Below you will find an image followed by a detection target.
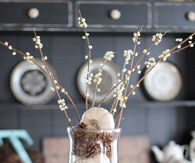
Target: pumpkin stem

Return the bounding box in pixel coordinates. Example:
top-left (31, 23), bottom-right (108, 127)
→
top-left (90, 119), bottom-right (100, 129)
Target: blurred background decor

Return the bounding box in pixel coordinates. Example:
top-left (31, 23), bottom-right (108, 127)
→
top-left (0, 0), bottom-right (194, 163)
top-left (143, 62), bottom-right (182, 101)
top-left (0, 130), bottom-right (44, 163)
top-left (42, 135), bottom-right (150, 163)
top-left (152, 131), bottom-right (195, 163)
top-left (77, 58), bottom-right (120, 104)
top-left (10, 59), bottom-right (57, 105)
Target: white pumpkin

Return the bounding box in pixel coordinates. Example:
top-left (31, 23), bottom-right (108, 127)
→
top-left (74, 153), bottom-right (110, 163)
top-left (81, 107), bottom-right (115, 130)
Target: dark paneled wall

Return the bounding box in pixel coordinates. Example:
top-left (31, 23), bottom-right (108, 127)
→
top-left (0, 31), bottom-right (195, 153)
top-left (1, 105), bottom-right (195, 151)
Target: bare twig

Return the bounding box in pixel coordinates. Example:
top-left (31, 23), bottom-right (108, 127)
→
top-left (91, 59), bottom-right (107, 107)
top-left (33, 29), bottom-right (72, 127)
top-left (79, 10), bottom-right (92, 111)
top-left (116, 33), bottom-right (195, 128)
top-left (98, 80), bottom-right (123, 107)
top-left (131, 30), bottom-right (169, 72)
top-left (0, 34), bottom-right (82, 125)
top-left (110, 26), bottom-right (143, 116)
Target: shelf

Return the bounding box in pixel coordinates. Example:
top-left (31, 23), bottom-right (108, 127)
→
top-left (1, 101), bottom-right (195, 110)
top-left (0, 1), bottom-right (194, 33)
top-left (128, 101), bottom-right (195, 107)
top-left (1, 27), bottom-right (195, 33)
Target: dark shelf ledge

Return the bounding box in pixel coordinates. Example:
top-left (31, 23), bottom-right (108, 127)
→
top-left (127, 100), bottom-right (195, 107)
top-left (0, 27), bottom-right (194, 33)
top-left (0, 100), bottom-right (195, 110)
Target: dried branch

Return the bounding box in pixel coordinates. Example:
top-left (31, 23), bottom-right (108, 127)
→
top-left (116, 31), bottom-right (168, 123)
top-left (110, 26), bottom-right (143, 115)
top-left (91, 59), bottom-right (107, 107)
top-left (33, 29), bottom-right (72, 127)
top-left (131, 30), bottom-right (169, 72)
top-left (78, 10), bottom-right (92, 111)
top-left (116, 33), bottom-right (195, 128)
top-left (98, 80), bottom-right (123, 107)
top-left (0, 36), bottom-right (81, 124)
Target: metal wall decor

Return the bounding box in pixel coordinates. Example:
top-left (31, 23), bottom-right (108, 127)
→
top-left (77, 58), bottom-right (120, 104)
top-left (10, 59), bottom-right (57, 105)
top-left (143, 62), bottom-right (182, 101)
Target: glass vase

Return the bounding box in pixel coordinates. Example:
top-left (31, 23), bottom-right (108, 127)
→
top-left (67, 123), bottom-right (121, 163)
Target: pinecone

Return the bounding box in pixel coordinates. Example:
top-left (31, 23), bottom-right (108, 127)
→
top-left (96, 132), bottom-right (113, 143)
top-left (73, 123), bottom-right (88, 157)
top-left (77, 122), bottom-right (88, 130)
top-left (73, 123), bottom-right (114, 159)
top-left (96, 132), bottom-right (114, 158)
top-left (86, 142), bottom-right (100, 158)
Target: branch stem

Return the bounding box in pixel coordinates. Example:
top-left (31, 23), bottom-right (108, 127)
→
top-left (33, 29), bottom-right (72, 128)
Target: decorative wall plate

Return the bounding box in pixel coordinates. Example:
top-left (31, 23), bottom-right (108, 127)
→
top-left (143, 62), bottom-right (182, 101)
top-left (77, 58), bottom-right (120, 104)
top-left (10, 59), bottom-right (57, 105)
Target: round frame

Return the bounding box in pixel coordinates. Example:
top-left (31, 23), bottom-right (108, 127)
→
top-left (143, 62), bottom-right (183, 101)
top-left (77, 58), bottom-right (120, 104)
top-left (10, 59), bottom-right (57, 105)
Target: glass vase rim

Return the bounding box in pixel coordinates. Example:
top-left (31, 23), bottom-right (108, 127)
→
top-left (67, 126), bottom-right (121, 133)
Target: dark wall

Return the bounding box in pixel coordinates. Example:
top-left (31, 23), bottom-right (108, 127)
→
top-left (0, 31), bottom-right (195, 155)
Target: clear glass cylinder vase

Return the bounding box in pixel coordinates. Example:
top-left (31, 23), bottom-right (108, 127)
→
top-left (67, 123), bottom-right (121, 163)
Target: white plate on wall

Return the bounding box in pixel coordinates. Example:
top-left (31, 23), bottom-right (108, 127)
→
top-left (10, 59), bottom-right (57, 105)
top-left (143, 62), bottom-right (182, 101)
top-left (77, 58), bottom-right (120, 104)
